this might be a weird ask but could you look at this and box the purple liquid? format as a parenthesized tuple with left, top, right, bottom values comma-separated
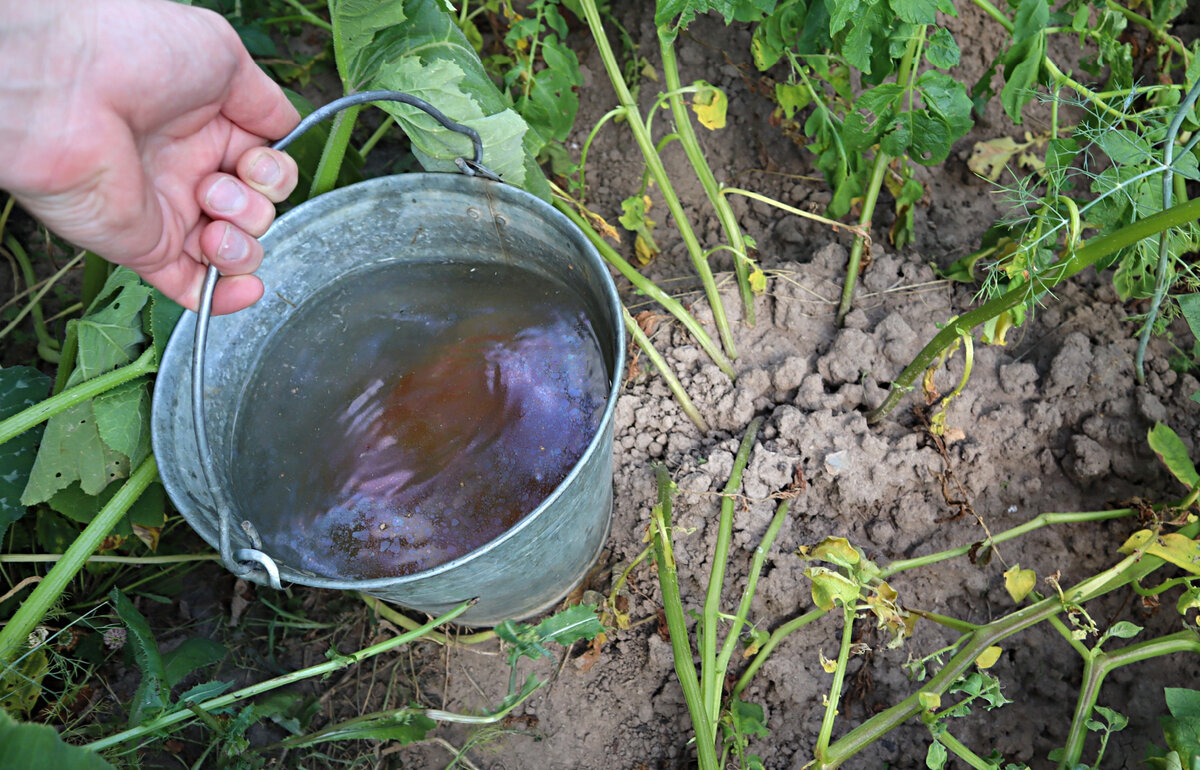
(230, 261, 609, 579)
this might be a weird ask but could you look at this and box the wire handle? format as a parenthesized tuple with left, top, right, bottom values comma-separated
(191, 91, 501, 589)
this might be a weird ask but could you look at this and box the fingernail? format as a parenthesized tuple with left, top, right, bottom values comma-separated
(206, 177, 246, 214)
(249, 153, 281, 186)
(218, 224, 249, 264)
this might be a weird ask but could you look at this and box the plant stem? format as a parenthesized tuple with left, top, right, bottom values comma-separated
(814, 603, 856, 759)
(713, 499, 791, 710)
(80, 251, 112, 312)
(816, 521, 1200, 767)
(359, 594, 496, 646)
(837, 26, 922, 325)
(867, 197, 1200, 423)
(1135, 78, 1200, 382)
(86, 600, 471, 752)
(553, 195, 736, 379)
(651, 465, 718, 770)
(732, 608, 828, 698)
(721, 188, 868, 239)
(578, 0, 738, 361)
(0, 347, 157, 446)
(702, 419, 762, 730)
(624, 306, 710, 433)
(358, 115, 394, 157)
(1104, 0, 1191, 63)
(1058, 631, 1200, 768)
(658, 33, 755, 325)
(309, 104, 360, 199)
(0, 456, 158, 665)
(0, 554, 219, 565)
(938, 727, 995, 770)
(0, 240, 84, 347)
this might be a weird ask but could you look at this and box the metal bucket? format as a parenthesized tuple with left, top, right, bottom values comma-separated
(150, 93, 624, 626)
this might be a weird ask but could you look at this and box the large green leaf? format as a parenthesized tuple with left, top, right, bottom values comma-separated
(0, 710, 115, 769)
(21, 401, 127, 504)
(0, 367, 51, 540)
(331, 0, 549, 199)
(655, 0, 778, 30)
(69, 269, 151, 387)
(162, 637, 228, 689)
(94, 381, 151, 469)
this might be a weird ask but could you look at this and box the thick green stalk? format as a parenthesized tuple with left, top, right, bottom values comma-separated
(79, 251, 112, 313)
(308, 105, 360, 199)
(578, 0, 738, 361)
(938, 728, 994, 770)
(701, 418, 762, 728)
(553, 196, 736, 379)
(713, 499, 791, 707)
(87, 600, 471, 752)
(0, 456, 158, 665)
(651, 466, 718, 770)
(0, 347, 157, 446)
(359, 594, 495, 646)
(814, 603, 856, 759)
(867, 197, 1200, 423)
(624, 306, 709, 433)
(1058, 631, 1200, 768)
(658, 34, 754, 325)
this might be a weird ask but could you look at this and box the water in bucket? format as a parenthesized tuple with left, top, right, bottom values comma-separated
(229, 260, 609, 580)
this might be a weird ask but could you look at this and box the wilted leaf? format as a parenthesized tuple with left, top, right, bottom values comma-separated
(691, 81, 728, 130)
(0, 646, 48, 717)
(803, 536, 861, 569)
(1146, 534, 1200, 576)
(819, 649, 837, 673)
(1003, 564, 1037, 603)
(805, 566, 860, 610)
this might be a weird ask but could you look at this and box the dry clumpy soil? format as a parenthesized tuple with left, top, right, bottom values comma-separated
(386, 6, 1200, 770)
(84, 3, 1200, 769)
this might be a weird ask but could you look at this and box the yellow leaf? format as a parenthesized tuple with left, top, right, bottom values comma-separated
(968, 136, 1022, 181)
(132, 524, 160, 551)
(1119, 529, 1155, 554)
(749, 266, 767, 295)
(691, 81, 728, 130)
(634, 234, 657, 265)
(808, 537, 861, 569)
(1145, 533, 1200, 576)
(805, 567, 860, 611)
(1003, 564, 1037, 603)
(974, 646, 1002, 669)
(819, 649, 837, 673)
(918, 691, 941, 713)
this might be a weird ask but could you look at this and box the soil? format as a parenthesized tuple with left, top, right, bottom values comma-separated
(23, 3, 1200, 769)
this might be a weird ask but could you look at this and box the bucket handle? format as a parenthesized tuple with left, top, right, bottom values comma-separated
(191, 91, 501, 589)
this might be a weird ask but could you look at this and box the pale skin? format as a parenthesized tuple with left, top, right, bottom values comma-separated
(0, 0, 301, 315)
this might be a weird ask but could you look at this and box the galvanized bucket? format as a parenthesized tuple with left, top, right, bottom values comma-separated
(150, 93, 624, 626)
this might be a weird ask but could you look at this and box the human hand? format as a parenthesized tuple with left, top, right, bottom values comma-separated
(0, 0, 301, 314)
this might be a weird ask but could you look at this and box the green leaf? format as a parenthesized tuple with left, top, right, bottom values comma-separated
(999, 0, 1048, 123)
(70, 269, 151, 387)
(1095, 128, 1154, 167)
(1093, 705, 1128, 731)
(332, 0, 548, 199)
(531, 603, 604, 647)
(1167, 688, 1200, 719)
(0, 646, 48, 717)
(21, 401, 127, 504)
(803, 536, 861, 569)
(176, 680, 234, 706)
(0, 367, 51, 541)
(890, 0, 937, 25)
(145, 290, 184, 366)
(0, 710, 115, 770)
(1149, 423, 1199, 490)
(907, 110, 953, 165)
(94, 381, 151, 468)
(925, 26, 960, 69)
(730, 698, 770, 738)
(162, 637, 228, 689)
(111, 588, 168, 726)
(926, 739, 948, 769)
(918, 70, 973, 138)
(335, 0, 407, 84)
(829, 0, 865, 35)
